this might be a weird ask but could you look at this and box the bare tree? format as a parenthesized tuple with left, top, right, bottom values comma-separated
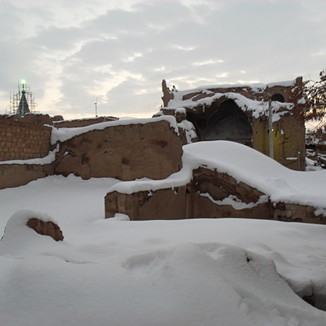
(304, 69, 325, 122)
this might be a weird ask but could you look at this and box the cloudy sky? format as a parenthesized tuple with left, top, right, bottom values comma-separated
(0, 0, 325, 119)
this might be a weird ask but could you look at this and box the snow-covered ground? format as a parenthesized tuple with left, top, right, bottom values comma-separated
(1, 173, 326, 325)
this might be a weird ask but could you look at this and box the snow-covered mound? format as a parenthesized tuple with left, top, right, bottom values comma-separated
(1, 176, 326, 325)
(0, 209, 63, 256)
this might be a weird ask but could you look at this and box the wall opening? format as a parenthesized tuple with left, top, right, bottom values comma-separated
(186, 111, 206, 140)
(202, 99, 253, 146)
(271, 93, 285, 103)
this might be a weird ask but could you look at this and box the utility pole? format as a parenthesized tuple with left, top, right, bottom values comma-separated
(94, 97, 98, 117)
(268, 95, 273, 159)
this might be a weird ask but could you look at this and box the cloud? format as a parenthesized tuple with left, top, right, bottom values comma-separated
(0, 0, 325, 118)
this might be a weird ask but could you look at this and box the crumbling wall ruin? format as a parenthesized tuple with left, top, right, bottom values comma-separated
(0, 116, 183, 188)
(0, 163, 54, 189)
(105, 167, 325, 224)
(54, 119, 183, 180)
(160, 77, 307, 170)
(53, 116, 118, 128)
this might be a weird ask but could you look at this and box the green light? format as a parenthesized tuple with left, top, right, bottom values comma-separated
(20, 79, 26, 85)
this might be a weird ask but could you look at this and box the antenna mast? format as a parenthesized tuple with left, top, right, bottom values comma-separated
(94, 97, 98, 117)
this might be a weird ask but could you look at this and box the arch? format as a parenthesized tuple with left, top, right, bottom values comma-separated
(186, 110, 206, 140)
(202, 99, 253, 146)
(271, 93, 285, 103)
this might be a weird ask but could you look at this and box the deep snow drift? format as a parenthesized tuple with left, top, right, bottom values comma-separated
(1, 173, 326, 325)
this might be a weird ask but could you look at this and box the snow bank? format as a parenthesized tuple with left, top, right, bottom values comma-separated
(0, 209, 62, 255)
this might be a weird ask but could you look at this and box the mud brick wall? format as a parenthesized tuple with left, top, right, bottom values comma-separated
(0, 163, 54, 189)
(0, 119, 52, 161)
(53, 116, 118, 128)
(54, 119, 183, 181)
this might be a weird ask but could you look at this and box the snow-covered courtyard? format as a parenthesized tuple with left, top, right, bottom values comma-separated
(1, 167, 326, 325)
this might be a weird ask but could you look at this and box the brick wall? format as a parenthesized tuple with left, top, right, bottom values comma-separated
(0, 118, 52, 161)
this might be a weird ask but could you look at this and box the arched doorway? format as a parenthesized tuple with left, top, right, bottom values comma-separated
(271, 93, 285, 103)
(202, 99, 253, 146)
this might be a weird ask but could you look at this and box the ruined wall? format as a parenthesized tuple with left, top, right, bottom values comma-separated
(161, 77, 306, 171)
(105, 167, 324, 224)
(273, 115, 306, 170)
(54, 119, 183, 180)
(105, 187, 189, 220)
(163, 77, 304, 105)
(0, 117, 183, 189)
(0, 163, 54, 189)
(0, 118, 52, 161)
(251, 115, 305, 170)
(53, 116, 118, 128)
(2, 113, 56, 126)
(105, 168, 272, 221)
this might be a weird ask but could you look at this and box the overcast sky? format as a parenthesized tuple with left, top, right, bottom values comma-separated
(0, 0, 325, 119)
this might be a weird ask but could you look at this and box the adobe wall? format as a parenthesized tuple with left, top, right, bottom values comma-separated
(161, 77, 306, 171)
(0, 163, 54, 189)
(0, 117, 183, 189)
(54, 119, 183, 180)
(2, 113, 56, 125)
(105, 167, 324, 224)
(0, 117, 52, 161)
(105, 168, 272, 220)
(163, 77, 304, 105)
(53, 116, 118, 128)
(251, 115, 306, 170)
(105, 187, 189, 220)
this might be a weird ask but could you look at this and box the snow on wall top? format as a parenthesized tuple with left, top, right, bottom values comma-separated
(165, 79, 296, 120)
(51, 115, 179, 145)
(0, 147, 58, 166)
(169, 79, 296, 96)
(167, 91, 293, 121)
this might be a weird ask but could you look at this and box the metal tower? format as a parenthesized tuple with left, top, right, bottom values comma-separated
(9, 79, 36, 116)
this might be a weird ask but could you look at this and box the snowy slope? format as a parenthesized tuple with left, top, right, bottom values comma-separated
(1, 175, 326, 326)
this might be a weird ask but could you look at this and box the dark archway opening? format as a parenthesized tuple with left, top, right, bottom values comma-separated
(271, 93, 285, 103)
(186, 111, 207, 140)
(202, 99, 253, 146)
